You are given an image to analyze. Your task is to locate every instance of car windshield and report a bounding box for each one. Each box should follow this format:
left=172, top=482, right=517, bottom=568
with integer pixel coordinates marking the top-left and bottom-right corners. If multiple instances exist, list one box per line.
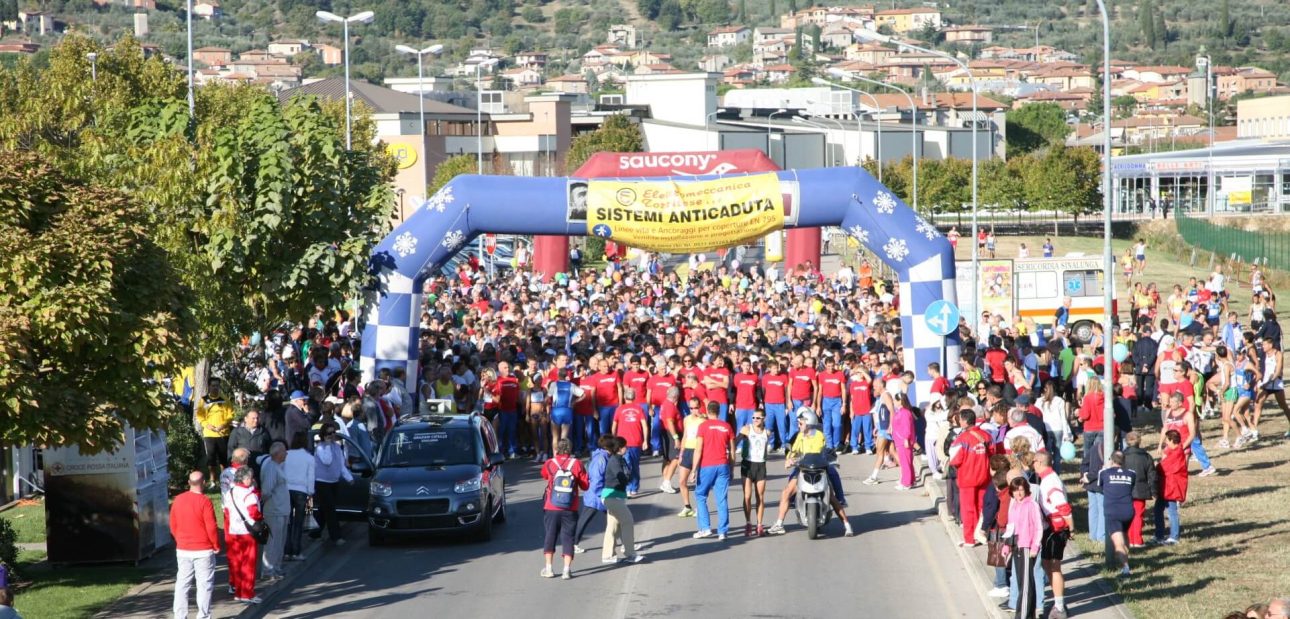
left=380, top=428, right=478, bottom=467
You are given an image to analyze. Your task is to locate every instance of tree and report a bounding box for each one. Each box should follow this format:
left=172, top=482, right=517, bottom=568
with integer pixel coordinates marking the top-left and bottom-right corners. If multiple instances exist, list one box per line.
left=1218, top=0, right=1232, bottom=42
left=978, top=157, right=1027, bottom=211
left=638, top=0, right=661, bottom=19
left=566, top=114, right=644, bottom=172
left=1005, top=102, right=1072, bottom=157
left=0, top=0, right=17, bottom=24
left=737, top=0, right=746, bottom=23
left=1138, top=0, right=1155, bottom=49
left=916, top=157, right=972, bottom=214
left=694, top=0, right=730, bottom=24
left=1022, top=146, right=1102, bottom=220
left=786, top=0, right=796, bottom=15
left=428, top=154, right=478, bottom=196
left=657, top=0, right=683, bottom=31
left=0, top=151, right=194, bottom=451
left=1154, top=10, right=1168, bottom=49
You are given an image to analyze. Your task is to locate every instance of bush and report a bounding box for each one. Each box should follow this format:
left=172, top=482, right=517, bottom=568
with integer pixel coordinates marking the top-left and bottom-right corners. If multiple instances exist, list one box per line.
left=0, top=516, right=19, bottom=584
left=583, top=236, right=605, bottom=262
left=165, top=402, right=204, bottom=492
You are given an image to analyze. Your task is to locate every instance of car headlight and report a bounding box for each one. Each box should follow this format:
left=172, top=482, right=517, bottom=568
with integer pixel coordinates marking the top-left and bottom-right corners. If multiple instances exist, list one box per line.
left=454, top=476, right=482, bottom=494
left=370, top=481, right=393, bottom=497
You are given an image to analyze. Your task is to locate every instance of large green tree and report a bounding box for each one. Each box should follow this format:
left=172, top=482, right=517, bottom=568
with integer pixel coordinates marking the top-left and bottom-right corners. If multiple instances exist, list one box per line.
left=565, top=115, right=643, bottom=259
left=428, top=154, right=479, bottom=196
left=0, top=152, right=194, bottom=451
left=1022, top=146, right=1103, bottom=220
left=1005, top=102, right=1072, bottom=157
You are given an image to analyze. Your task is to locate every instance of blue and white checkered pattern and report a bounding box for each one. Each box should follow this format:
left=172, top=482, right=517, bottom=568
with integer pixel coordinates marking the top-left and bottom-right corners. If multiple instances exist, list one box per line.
left=360, top=170, right=961, bottom=402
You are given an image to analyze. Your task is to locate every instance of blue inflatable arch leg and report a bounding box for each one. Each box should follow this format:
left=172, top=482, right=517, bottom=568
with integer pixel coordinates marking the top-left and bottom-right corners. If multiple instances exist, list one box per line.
left=361, top=168, right=960, bottom=405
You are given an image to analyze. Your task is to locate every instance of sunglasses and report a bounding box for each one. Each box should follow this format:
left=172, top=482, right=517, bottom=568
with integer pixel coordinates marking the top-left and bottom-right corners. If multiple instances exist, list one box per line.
left=753, top=416, right=765, bottom=420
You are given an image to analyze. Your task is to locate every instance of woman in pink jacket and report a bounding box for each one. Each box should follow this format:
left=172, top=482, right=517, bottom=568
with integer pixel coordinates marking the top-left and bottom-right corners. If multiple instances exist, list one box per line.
left=891, top=392, right=916, bottom=489
left=1005, top=477, right=1043, bottom=619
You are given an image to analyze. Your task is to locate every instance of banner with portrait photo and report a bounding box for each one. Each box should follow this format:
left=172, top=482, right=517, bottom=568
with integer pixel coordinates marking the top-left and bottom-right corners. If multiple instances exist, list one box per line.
left=583, top=173, right=785, bottom=253
left=978, top=259, right=1015, bottom=323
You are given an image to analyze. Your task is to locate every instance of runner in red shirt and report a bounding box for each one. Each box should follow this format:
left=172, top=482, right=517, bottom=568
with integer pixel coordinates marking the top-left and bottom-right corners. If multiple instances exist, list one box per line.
left=612, top=393, right=650, bottom=496
left=491, top=361, right=523, bottom=457
left=847, top=366, right=874, bottom=453
left=949, top=410, right=993, bottom=546
left=761, top=360, right=791, bottom=450
left=658, top=387, right=685, bottom=493
left=788, top=356, right=817, bottom=446
left=646, top=366, right=678, bottom=456
left=692, top=402, right=735, bottom=539
left=623, top=356, right=650, bottom=404
left=575, top=370, right=598, bottom=453
left=732, top=359, right=760, bottom=432
left=703, top=359, right=732, bottom=419
left=591, top=357, right=622, bottom=437
left=682, top=373, right=708, bottom=413
left=816, top=357, right=847, bottom=450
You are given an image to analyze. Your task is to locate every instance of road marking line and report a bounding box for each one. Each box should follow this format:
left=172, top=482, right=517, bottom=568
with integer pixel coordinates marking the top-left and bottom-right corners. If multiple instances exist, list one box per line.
left=913, top=518, right=965, bottom=617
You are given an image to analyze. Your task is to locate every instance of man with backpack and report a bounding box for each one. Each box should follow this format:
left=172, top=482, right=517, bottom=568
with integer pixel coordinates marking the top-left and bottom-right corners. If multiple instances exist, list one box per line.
left=540, top=438, right=589, bottom=580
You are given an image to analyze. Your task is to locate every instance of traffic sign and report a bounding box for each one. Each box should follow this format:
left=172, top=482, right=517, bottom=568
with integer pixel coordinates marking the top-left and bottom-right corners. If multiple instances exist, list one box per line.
left=484, top=234, right=497, bottom=255
left=923, top=300, right=959, bottom=337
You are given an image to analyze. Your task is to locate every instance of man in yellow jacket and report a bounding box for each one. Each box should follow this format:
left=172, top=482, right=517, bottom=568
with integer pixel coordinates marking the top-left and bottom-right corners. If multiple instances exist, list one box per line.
left=195, top=377, right=236, bottom=488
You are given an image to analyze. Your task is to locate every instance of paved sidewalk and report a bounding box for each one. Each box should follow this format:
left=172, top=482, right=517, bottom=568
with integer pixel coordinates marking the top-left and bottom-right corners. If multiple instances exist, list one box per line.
left=95, top=524, right=351, bottom=619
left=924, top=469, right=1136, bottom=619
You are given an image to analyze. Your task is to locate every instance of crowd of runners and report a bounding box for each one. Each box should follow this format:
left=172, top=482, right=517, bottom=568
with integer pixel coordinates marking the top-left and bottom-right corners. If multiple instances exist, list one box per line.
left=181, top=236, right=1290, bottom=619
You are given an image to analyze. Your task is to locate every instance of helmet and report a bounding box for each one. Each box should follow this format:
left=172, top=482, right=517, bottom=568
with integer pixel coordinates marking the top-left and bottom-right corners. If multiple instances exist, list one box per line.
left=795, top=406, right=819, bottom=427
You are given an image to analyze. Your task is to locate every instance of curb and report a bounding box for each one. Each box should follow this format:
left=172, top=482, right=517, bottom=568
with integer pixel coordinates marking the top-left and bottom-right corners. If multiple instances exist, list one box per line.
left=923, top=476, right=1009, bottom=619
left=236, top=523, right=354, bottom=619
left=924, top=474, right=1135, bottom=619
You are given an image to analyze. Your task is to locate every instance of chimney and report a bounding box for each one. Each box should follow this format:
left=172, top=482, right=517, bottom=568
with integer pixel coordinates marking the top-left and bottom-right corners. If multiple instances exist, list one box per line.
left=921, top=86, right=929, bottom=107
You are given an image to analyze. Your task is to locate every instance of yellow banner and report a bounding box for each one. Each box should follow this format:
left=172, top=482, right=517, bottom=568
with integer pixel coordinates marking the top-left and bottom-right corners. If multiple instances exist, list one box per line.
left=1228, top=190, right=1252, bottom=205
left=586, top=173, right=785, bottom=253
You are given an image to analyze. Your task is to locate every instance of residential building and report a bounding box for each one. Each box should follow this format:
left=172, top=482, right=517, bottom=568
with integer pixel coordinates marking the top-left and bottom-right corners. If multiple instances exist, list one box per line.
left=267, top=39, right=309, bottom=57
left=238, top=49, right=275, bottom=62
left=1012, top=90, right=1090, bottom=113
left=607, top=24, right=637, bottom=49
left=635, top=63, right=681, bottom=76
left=93, top=0, right=159, bottom=8
left=699, top=54, right=731, bottom=73
left=315, top=43, right=342, bottom=65
left=17, top=11, right=54, bottom=35
left=780, top=5, right=875, bottom=29
left=1217, top=67, right=1278, bottom=100
left=755, top=26, right=793, bottom=45
left=761, top=63, right=797, bottom=84
left=546, top=74, right=589, bottom=94
left=0, top=41, right=40, bottom=54
left=819, top=25, right=856, bottom=49
left=193, top=46, right=232, bottom=67
left=1121, top=65, right=1191, bottom=84
left=943, top=25, right=993, bottom=44
left=192, top=0, right=220, bottom=19
left=501, top=67, right=544, bottom=88
left=844, top=42, right=893, bottom=64
left=384, top=76, right=457, bottom=95
left=1030, top=65, right=1096, bottom=92
left=707, top=25, right=751, bottom=48
left=514, top=52, right=548, bottom=69
left=874, top=7, right=941, bottom=33
left=1237, top=94, right=1290, bottom=140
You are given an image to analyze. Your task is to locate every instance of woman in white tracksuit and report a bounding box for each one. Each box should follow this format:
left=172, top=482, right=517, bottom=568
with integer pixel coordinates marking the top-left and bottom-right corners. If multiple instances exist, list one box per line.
left=1036, top=381, right=1072, bottom=466
left=923, top=394, right=949, bottom=479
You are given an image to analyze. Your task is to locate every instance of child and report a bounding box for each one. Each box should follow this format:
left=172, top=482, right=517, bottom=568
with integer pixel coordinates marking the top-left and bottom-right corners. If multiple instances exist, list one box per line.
left=1152, top=429, right=1188, bottom=544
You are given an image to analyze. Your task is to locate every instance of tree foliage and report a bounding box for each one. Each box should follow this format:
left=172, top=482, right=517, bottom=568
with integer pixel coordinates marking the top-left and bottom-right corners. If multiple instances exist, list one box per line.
left=1021, top=146, right=1103, bottom=218
left=0, top=152, right=194, bottom=451
left=566, top=114, right=644, bottom=172
left=1005, top=103, right=1072, bottom=157
left=429, top=154, right=480, bottom=196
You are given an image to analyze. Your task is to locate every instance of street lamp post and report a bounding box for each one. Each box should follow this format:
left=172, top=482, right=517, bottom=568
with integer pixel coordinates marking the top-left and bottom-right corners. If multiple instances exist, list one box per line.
left=395, top=43, right=445, bottom=140
left=706, top=109, right=724, bottom=151
left=476, top=63, right=484, bottom=174
left=186, top=0, right=193, bottom=117
left=816, top=74, right=920, bottom=207
left=1093, top=0, right=1117, bottom=570
left=316, top=10, right=375, bottom=150
left=87, top=52, right=98, bottom=82
left=857, top=29, right=978, bottom=327
left=768, top=108, right=788, bottom=167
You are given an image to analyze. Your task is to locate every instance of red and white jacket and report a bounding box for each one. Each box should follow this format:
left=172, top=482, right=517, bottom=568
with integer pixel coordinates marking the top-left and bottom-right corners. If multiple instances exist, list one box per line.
left=1037, top=467, right=1073, bottom=532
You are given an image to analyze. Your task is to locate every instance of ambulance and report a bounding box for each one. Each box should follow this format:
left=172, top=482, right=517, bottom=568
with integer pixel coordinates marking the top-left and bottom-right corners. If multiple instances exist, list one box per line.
left=960, top=256, right=1117, bottom=343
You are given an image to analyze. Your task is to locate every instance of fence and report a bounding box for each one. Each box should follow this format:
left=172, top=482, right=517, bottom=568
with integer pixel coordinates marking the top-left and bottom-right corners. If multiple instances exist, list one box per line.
left=1176, top=212, right=1290, bottom=273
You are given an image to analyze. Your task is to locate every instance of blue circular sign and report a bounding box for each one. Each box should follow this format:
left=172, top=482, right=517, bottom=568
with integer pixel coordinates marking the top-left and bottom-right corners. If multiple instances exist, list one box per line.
left=923, top=300, right=960, bottom=337
left=592, top=224, right=613, bottom=238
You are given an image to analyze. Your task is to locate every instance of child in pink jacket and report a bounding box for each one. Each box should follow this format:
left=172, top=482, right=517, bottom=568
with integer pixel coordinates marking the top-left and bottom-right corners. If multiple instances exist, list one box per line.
left=1005, top=477, right=1044, bottom=619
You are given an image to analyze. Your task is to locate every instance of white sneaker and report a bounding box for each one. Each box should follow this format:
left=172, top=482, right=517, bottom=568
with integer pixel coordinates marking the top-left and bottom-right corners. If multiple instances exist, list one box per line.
left=693, top=530, right=716, bottom=539
left=1198, top=467, right=1217, bottom=477
left=988, top=587, right=1010, bottom=598
left=717, top=533, right=726, bottom=541
left=573, top=545, right=586, bottom=554
left=540, top=567, right=555, bottom=578
left=862, top=477, right=879, bottom=485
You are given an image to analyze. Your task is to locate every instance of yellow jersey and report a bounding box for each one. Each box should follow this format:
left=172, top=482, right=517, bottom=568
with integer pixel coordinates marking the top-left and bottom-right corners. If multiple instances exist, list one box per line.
left=195, top=396, right=235, bottom=438
left=682, top=414, right=705, bottom=450
left=787, top=429, right=826, bottom=461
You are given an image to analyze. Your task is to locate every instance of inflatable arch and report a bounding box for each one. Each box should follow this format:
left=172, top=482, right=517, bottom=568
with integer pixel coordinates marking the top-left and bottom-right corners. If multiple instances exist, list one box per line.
left=361, top=167, right=961, bottom=404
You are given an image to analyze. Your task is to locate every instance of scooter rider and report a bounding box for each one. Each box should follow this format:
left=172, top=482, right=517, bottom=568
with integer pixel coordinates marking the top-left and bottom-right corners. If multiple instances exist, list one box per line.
left=767, top=407, right=854, bottom=537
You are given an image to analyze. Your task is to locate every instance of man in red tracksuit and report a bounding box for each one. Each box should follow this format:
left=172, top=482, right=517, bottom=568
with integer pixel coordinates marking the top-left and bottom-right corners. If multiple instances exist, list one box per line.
left=948, top=409, right=992, bottom=547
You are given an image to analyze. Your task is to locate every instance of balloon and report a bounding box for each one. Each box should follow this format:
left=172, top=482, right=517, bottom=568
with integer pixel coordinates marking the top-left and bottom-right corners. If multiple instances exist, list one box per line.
left=1060, top=441, right=1077, bottom=462
left=1113, top=342, right=1130, bottom=363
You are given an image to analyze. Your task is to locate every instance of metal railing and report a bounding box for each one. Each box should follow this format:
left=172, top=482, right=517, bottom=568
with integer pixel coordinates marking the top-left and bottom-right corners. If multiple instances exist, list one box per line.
left=1176, top=211, right=1290, bottom=272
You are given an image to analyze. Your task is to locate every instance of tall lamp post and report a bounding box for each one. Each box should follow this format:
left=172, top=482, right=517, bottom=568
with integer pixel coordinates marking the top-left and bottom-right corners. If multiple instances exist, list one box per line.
left=857, top=29, right=979, bottom=327
left=1196, top=49, right=1214, bottom=215
left=767, top=108, right=788, bottom=167
left=87, top=52, right=98, bottom=82
left=316, top=10, right=375, bottom=150
left=187, top=0, right=193, bottom=117
left=394, top=43, right=445, bottom=140
left=815, top=73, right=919, bottom=210
left=1092, top=0, right=1116, bottom=569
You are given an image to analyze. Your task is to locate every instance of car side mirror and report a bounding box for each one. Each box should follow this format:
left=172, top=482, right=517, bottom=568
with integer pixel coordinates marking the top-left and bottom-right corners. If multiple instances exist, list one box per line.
left=350, top=457, right=372, bottom=476
left=488, top=453, right=505, bottom=468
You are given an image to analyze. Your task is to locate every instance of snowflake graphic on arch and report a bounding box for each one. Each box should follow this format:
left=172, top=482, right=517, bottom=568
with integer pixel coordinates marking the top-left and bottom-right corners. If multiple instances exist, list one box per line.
left=915, top=215, right=942, bottom=240
left=873, top=190, right=897, bottom=214
left=392, top=232, right=418, bottom=258
left=847, top=225, right=870, bottom=245
left=425, top=186, right=455, bottom=213
left=883, top=237, right=909, bottom=262
left=441, top=229, right=466, bottom=251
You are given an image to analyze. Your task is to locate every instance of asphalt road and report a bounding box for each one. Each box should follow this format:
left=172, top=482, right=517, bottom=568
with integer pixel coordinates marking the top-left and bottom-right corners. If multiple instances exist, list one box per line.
left=257, top=452, right=982, bottom=619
